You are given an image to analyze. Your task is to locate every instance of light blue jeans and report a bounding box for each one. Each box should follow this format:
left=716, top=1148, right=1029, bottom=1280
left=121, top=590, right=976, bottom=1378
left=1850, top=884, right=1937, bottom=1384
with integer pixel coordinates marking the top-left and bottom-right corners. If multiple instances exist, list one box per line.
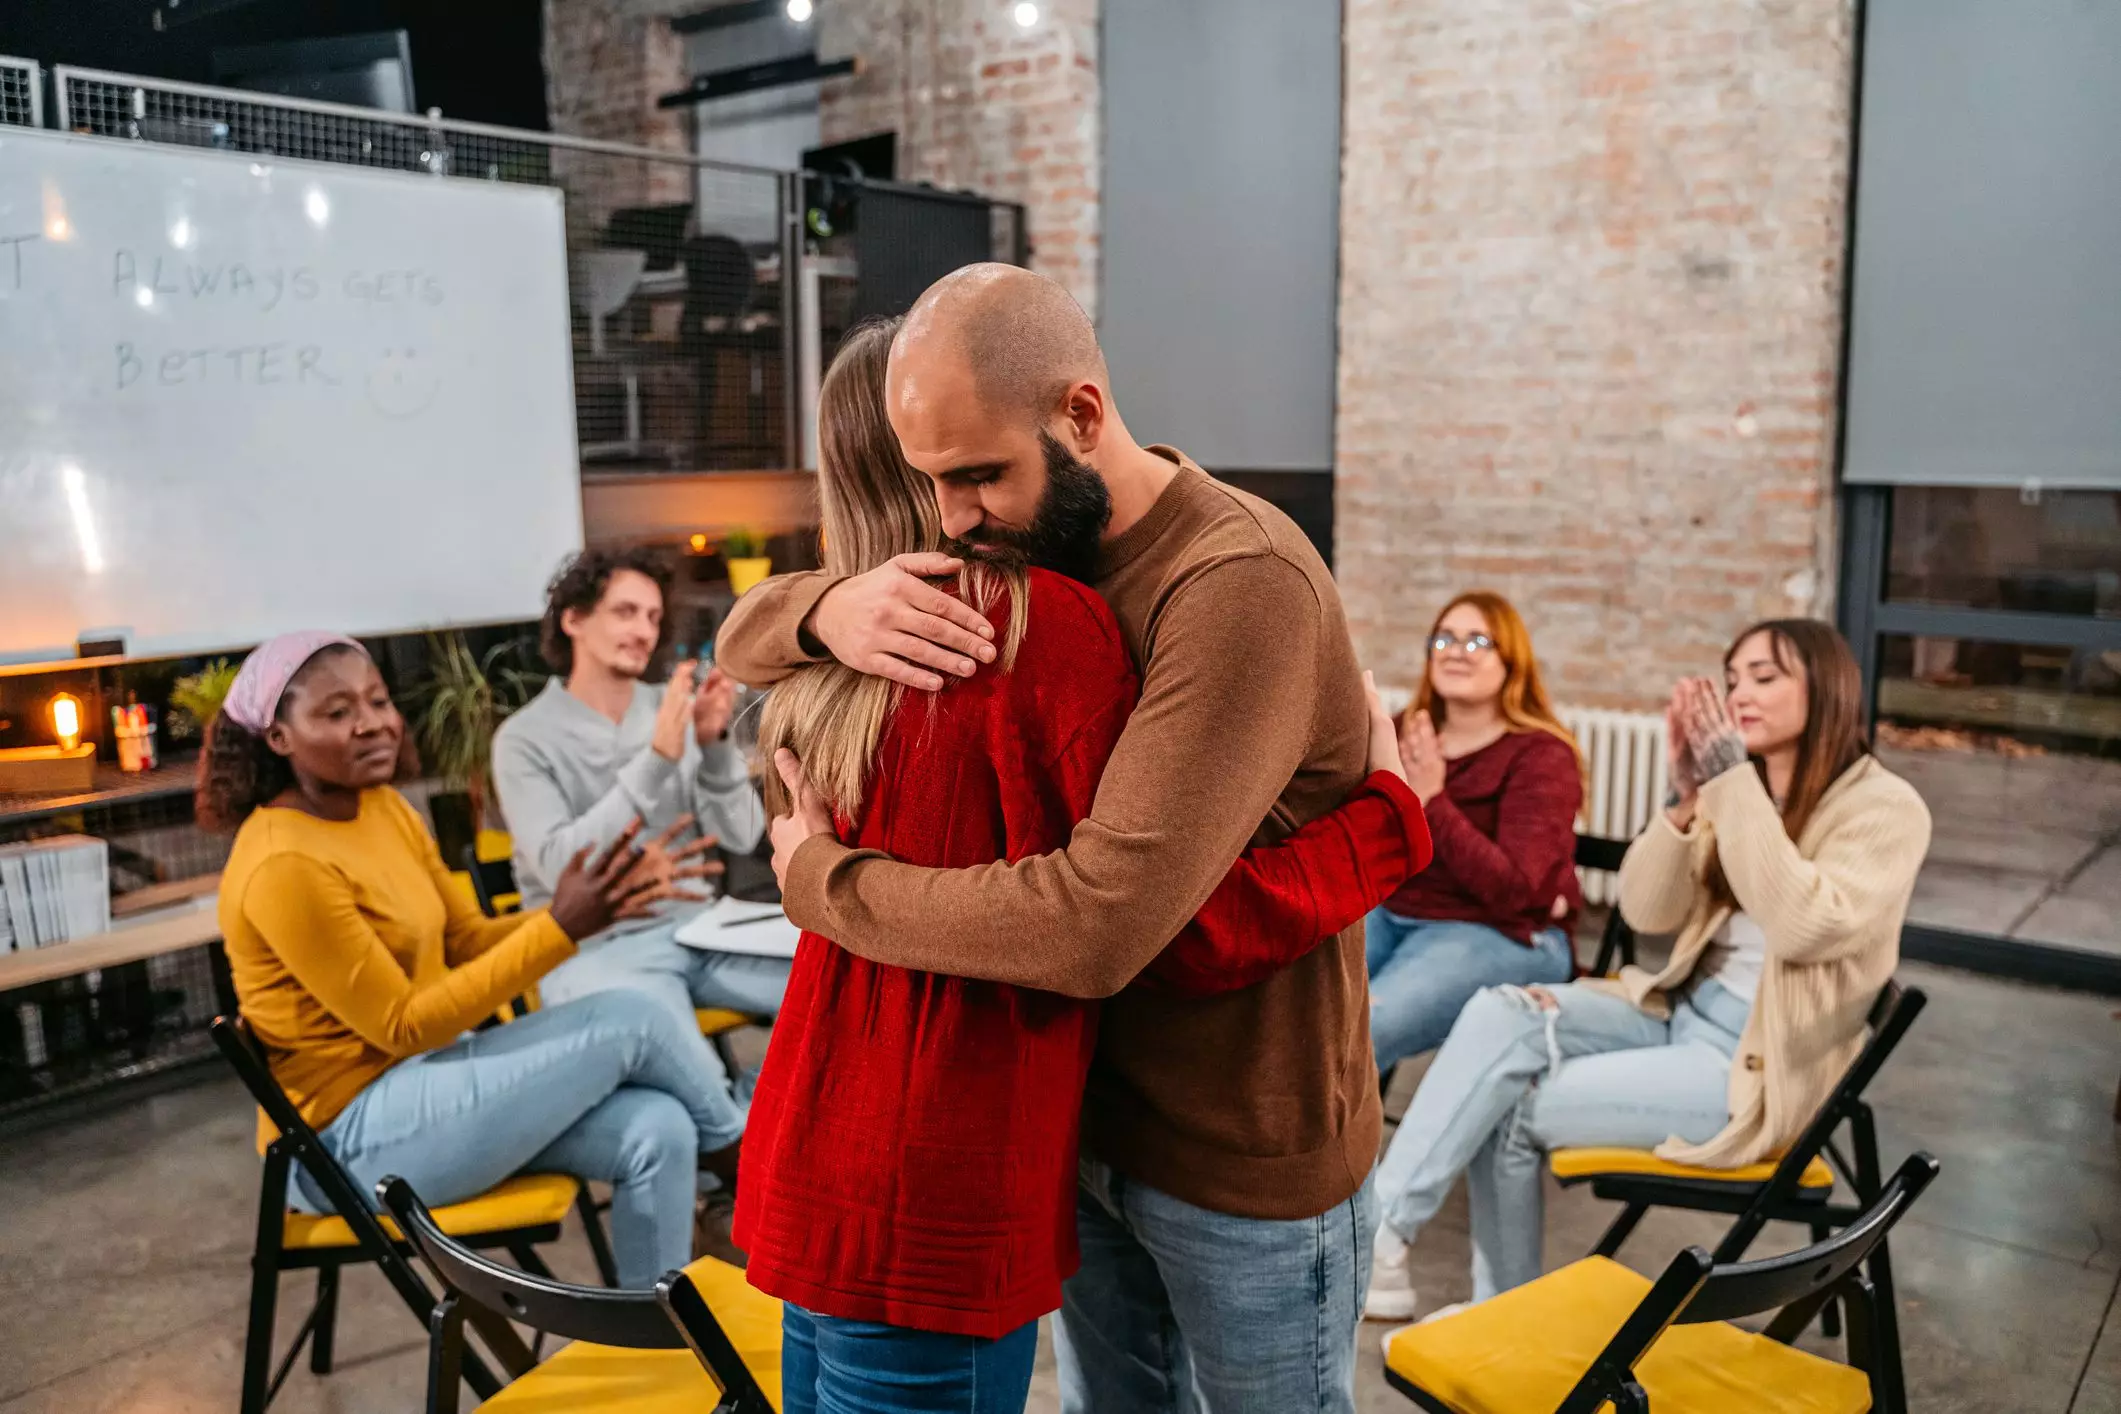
left=293, top=990, right=746, bottom=1287
left=1365, top=910, right=1575, bottom=1070
left=1375, top=978, right=1748, bottom=1300
left=782, top=1306, right=1038, bottom=1414
left=1055, top=1160, right=1376, bottom=1413
left=539, top=914, right=792, bottom=1091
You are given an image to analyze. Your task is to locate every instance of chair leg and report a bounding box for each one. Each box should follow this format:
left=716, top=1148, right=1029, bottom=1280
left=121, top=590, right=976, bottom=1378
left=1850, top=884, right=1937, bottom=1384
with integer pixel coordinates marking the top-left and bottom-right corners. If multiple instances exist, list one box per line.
left=1593, top=1204, right=1647, bottom=1258
left=239, top=1252, right=280, bottom=1414
left=241, top=1152, right=289, bottom=1414
left=1867, top=1238, right=1910, bottom=1414
left=508, top=1240, right=556, bottom=1281
left=577, top=1190, right=621, bottom=1288
left=1811, top=1224, right=1842, bottom=1338
left=309, top=1266, right=340, bottom=1374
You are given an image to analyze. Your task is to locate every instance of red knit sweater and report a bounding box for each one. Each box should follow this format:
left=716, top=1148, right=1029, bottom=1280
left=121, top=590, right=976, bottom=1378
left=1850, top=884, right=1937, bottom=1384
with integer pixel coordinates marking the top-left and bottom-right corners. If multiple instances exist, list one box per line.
left=1381, top=727, right=1583, bottom=943
left=733, top=569, right=1429, bottom=1337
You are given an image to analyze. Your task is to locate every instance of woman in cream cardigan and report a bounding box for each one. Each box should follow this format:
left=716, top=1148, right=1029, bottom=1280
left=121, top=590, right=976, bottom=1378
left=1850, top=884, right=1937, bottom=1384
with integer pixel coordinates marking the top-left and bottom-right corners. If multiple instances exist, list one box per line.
left=1364, top=619, right=1930, bottom=1321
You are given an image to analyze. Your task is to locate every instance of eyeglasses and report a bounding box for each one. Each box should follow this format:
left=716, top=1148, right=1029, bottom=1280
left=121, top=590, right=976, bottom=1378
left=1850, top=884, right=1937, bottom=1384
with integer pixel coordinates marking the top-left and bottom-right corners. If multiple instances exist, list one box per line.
left=1430, top=632, right=1496, bottom=658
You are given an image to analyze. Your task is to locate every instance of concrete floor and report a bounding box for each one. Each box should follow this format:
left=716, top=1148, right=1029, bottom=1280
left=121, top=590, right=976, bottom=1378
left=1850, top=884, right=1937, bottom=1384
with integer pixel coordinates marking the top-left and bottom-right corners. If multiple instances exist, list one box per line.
left=1, top=960, right=2116, bottom=1413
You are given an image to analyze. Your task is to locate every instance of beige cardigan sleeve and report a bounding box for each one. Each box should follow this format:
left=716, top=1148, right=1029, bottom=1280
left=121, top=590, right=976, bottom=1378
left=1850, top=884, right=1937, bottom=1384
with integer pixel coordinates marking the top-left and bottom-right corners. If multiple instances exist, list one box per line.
left=1617, top=809, right=1708, bottom=936
left=1697, top=761, right=1933, bottom=965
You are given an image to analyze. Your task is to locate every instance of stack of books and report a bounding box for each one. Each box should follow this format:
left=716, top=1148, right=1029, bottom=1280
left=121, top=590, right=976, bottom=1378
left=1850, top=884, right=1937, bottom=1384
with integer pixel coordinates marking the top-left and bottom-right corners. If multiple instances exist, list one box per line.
left=0, top=836, right=112, bottom=951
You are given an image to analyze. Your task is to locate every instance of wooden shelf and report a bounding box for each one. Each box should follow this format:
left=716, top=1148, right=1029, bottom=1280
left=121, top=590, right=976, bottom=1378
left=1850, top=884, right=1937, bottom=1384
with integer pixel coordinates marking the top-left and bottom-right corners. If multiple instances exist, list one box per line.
left=0, top=757, right=200, bottom=826
left=0, top=888, right=222, bottom=991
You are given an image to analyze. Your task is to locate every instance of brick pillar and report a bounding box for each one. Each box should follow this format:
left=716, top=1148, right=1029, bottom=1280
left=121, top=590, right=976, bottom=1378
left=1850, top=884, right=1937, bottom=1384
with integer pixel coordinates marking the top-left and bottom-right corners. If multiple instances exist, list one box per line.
left=1336, top=1, right=1855, bottom=710
left=542, top=0, right=696, bottom=233
left=816, top=0, right=1101, bottom=317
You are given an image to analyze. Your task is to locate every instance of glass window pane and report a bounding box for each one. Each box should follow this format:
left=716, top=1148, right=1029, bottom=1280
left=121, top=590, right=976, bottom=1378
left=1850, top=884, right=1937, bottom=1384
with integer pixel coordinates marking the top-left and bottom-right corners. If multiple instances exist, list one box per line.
left=1886, top=487, right=2121, bottom=618
left=1876, top=632, right=2121, bottom=957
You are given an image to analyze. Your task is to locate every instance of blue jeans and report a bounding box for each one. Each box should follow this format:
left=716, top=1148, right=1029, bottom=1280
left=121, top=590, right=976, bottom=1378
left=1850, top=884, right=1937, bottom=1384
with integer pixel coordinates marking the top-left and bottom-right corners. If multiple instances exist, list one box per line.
left=293, top=990, right=745, bottom=1287
left=1054, top=1160, right=1376, bottom=1413
left=1365, top=910, right=1575, bottom=1070
left=1375, top=978, right=1748, bottom=1299
left=781, top=1306, right=1037, bottom=1414
left=540, top=915, right=790, bottom=1082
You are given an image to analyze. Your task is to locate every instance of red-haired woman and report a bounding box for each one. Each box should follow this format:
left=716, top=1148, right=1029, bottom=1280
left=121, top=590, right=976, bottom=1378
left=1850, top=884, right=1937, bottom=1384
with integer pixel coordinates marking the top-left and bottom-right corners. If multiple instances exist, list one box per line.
left=1367, top=592, right=1585, bottom=1072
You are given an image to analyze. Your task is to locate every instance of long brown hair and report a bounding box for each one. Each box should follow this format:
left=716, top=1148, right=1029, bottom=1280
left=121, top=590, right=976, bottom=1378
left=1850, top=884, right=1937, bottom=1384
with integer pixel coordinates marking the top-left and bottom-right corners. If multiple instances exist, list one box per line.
left=1704, top=619, right=1869, bottom=907
left=1408, top=590, right=1581, bottom=769
left=754, top=320, right=1027, bottom=818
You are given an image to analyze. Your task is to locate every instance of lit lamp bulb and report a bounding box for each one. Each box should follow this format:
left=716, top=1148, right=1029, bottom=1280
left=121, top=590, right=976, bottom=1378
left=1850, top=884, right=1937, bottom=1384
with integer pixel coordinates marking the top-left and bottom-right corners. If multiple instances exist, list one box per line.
left=49, top=693, right=84, bottom=753
left=690, top=532, right=710, bottom=553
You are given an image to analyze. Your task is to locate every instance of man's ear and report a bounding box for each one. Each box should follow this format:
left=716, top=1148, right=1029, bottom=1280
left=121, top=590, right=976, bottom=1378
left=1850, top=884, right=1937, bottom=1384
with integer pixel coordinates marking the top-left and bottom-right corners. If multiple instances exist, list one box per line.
left=1060, top=380, right=1108, bottom=454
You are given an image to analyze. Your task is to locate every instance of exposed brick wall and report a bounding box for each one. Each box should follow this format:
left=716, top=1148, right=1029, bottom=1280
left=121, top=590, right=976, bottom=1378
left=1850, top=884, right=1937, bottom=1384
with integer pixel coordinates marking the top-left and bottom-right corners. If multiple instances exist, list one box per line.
left=542, top=0, right=694, bottom=235
left=1336, top=1, right=1854, bottom=711
left=815, top=0, right=1101, bottom=316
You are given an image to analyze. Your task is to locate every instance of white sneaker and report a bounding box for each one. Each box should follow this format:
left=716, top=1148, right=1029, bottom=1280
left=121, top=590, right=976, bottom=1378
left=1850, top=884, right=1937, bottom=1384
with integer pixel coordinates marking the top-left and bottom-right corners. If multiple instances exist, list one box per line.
left=1364, top=1226, right=1418, bottom=1321
left=1378, top=1300, right=1479, bottom=1359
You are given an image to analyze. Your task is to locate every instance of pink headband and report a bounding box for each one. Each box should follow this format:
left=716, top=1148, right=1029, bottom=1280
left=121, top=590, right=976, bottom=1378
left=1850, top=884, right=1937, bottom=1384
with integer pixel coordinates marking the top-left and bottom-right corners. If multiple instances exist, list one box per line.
left=221, top=632, right=365, bottom=734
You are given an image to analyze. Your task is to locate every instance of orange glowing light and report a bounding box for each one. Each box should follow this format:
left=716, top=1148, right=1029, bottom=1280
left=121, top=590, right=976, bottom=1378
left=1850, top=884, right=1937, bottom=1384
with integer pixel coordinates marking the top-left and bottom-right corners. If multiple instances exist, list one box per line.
left=49, top=693, right=83, bottom=752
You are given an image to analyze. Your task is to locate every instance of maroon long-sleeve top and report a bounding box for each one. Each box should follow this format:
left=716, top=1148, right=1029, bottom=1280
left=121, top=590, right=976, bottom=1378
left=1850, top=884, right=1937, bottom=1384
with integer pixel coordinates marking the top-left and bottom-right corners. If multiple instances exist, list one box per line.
left=734, top=568, right=1429, bottom=1337
left=1381, top=726, right=1583, bottom=943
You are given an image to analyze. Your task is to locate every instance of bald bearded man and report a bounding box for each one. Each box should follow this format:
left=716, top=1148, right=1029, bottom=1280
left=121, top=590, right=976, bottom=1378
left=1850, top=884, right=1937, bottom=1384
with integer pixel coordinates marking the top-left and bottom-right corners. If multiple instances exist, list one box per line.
left=720, top=267, right=1389, bottom=1414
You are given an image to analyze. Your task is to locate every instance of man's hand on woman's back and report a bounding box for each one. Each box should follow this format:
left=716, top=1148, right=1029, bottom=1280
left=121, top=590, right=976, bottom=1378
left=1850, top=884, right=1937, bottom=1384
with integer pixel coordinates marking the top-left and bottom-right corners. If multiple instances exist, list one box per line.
left=805, top=553, right=1000, bottom=692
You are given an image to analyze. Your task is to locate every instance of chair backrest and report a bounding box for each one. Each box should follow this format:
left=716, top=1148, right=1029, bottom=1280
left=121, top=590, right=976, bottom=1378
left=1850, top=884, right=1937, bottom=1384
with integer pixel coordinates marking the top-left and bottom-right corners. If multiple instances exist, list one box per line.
left=1711, top=980, right=1927, bottom=1261
left=1573, top=833, right=1630, bottom=874
left=459, top=842, right=520, bottom=918
left=1556, top=1152, right=1941, bottom=1414
left=380, top=1177, right=682, bottom=1350
left=657, top=1267, right=780, bottom=1414
left=209, top=1014, right=395, bottom=1233
left=383, top=1177, right=774, bottom=1414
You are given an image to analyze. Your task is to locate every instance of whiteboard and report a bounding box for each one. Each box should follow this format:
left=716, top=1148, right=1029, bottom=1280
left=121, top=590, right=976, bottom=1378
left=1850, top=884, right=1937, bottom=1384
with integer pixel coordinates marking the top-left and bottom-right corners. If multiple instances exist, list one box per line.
left=0, top=129, right=584, bottom=663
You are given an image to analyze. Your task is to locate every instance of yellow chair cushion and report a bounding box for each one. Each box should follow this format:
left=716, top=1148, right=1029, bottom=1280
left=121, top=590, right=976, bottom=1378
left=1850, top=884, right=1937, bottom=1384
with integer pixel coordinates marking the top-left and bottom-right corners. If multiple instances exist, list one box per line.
left=682, top=1254, right=784, bottom=1409
left=481, top=1344, right=723, bottom=1414
left=1384, top=1256, right=1871, bottom=1414
left=282, top=1172, right=580, bottom=1252
left=696, top=1008, right=754, bottom=1037
left=1550, top=1146, right=1835, bottom=1191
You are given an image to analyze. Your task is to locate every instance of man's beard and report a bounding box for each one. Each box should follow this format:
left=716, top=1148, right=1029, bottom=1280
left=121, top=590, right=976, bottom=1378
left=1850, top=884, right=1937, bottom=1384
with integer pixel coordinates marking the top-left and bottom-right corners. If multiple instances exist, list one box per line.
left=943, top=431, right=1112, bottom=584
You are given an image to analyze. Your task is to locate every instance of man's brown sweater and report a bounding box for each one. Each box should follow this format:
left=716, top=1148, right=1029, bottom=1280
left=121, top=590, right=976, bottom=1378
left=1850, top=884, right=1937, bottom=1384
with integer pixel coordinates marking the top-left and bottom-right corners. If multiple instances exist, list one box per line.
left=715, top=451, right=1381, bottom=1220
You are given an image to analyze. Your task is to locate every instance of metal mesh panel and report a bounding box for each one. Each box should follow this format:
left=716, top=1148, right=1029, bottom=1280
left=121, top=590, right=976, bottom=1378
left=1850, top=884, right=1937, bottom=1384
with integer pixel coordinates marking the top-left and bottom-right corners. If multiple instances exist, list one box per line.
left=0, top=57, right=37, bottom=128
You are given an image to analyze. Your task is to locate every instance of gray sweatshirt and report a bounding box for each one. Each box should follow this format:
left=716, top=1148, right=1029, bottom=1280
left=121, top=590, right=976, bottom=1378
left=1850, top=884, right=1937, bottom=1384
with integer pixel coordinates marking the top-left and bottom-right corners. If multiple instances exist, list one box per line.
left=491, top=677, right=766, bottom=939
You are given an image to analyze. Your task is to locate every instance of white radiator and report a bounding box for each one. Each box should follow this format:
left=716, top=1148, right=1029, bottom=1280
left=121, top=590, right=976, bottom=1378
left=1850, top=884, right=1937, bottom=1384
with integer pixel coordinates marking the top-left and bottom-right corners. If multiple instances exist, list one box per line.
left=1564, top=708, right=1668, bottom=904
left=1375, top=688, right=1665, bottom=906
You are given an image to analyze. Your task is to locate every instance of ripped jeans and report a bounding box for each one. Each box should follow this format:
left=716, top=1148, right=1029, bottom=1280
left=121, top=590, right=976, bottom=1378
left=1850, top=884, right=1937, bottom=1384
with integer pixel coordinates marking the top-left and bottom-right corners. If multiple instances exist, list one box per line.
left=1373, top=978, right=1749, bottom=1299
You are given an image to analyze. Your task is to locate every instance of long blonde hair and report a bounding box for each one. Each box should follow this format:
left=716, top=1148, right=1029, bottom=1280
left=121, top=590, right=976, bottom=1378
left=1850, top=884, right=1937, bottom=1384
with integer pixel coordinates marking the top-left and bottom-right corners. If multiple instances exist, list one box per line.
left=755, top=320, right=1027, bottom=818
left=1408, top=590, right=1582, bottom=770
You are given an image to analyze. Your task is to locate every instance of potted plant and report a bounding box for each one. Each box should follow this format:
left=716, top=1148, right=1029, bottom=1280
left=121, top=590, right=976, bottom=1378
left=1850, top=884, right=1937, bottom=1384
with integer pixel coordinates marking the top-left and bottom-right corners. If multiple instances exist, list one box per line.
left=408, top=632, right=539, bottom=867
left=167, top=658, right=240, bottom=745
left=721, top=527, right=773, bottom=597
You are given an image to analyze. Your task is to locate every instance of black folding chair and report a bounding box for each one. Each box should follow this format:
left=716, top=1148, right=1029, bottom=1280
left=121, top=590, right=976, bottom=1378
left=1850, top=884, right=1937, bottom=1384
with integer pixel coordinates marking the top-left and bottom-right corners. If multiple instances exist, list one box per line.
left=209, top=1016, right=605, bottom=1413
left=1550, top=981, right=1927, bottom=1411
left=1386, top=1152, right=1942, bottom=1414
left=380, top=1176, right=780, bottom=1414
left=1573, top=833, right=1636, bottom=976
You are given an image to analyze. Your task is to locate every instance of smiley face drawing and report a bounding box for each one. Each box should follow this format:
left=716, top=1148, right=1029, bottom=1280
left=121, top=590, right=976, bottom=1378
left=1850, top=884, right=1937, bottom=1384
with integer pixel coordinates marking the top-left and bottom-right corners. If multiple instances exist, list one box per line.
left=365, top=347, right=442, bottom=419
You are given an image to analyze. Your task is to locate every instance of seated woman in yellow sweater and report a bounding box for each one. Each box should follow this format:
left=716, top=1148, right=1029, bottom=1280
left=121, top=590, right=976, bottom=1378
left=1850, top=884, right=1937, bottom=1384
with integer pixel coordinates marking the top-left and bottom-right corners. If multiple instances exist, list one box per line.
left=1365, top=620, right=1931, bottom=1321
left=206, top=630, right=743, bottom=1287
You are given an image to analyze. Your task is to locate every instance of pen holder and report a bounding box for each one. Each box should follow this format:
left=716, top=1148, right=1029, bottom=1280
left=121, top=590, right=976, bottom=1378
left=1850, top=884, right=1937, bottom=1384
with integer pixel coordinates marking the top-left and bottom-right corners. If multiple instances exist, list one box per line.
left=113, top=707, right=159, bottom=774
